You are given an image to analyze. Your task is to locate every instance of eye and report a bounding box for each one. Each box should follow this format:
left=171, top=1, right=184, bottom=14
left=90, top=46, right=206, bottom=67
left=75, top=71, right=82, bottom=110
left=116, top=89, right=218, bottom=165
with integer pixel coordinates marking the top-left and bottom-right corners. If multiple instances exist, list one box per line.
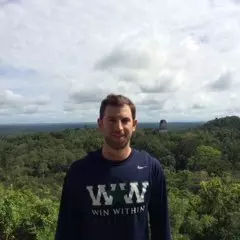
left=122, top=118, right=130, bottom=124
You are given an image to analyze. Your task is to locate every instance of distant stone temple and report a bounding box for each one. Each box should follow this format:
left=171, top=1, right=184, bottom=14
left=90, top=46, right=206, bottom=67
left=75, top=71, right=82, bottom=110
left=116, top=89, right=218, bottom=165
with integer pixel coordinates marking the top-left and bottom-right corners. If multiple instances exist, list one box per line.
left=159, top=119, right=168, bottom=132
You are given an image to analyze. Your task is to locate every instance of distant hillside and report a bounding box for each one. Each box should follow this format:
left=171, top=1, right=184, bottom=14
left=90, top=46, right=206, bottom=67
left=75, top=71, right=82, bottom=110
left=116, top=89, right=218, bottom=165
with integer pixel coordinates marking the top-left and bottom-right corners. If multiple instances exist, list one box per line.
left=201, top=116, right=240, bottom=130
left=0, top=122, right=203, bottom=136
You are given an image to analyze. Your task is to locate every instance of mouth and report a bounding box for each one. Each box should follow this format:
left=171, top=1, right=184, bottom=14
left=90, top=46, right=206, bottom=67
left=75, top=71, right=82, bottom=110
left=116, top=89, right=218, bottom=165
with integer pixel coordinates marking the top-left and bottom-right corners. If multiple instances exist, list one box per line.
left=111, top=133, right=125, bottom=138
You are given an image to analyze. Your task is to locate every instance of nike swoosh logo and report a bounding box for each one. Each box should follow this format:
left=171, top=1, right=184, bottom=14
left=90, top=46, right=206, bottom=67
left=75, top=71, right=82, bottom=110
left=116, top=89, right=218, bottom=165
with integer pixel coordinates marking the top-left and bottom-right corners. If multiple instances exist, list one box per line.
left=137, top=165, right=148, bottom=169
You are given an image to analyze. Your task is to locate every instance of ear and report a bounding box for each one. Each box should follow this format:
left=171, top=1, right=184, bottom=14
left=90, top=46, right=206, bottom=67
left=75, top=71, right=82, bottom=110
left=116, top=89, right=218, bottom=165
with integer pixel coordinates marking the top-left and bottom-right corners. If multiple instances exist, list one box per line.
left=132, top=119, right=138, bottom=132
left=97, top=118, right=103, bottom=129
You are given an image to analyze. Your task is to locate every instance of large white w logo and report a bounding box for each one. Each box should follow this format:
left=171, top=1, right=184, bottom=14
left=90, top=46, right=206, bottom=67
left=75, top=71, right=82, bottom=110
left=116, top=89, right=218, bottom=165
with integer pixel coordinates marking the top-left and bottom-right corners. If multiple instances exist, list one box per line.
left=86, top=184, right=116, bottom=206
left=120, top=181, right=149, bottom=204
left=86, top=181, right=149, bottom=206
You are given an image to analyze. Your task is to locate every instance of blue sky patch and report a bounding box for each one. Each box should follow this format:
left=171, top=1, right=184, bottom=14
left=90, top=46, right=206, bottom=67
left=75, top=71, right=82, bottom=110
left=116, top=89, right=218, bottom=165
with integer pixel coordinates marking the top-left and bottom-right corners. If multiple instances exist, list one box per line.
left=0, top=64, right=39, bottom=79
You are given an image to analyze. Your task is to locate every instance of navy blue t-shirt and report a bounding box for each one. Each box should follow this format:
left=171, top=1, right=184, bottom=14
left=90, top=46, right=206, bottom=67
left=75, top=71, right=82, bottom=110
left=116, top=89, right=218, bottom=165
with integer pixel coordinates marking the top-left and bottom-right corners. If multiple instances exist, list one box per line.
left=55, top=148, right=171, bottom=240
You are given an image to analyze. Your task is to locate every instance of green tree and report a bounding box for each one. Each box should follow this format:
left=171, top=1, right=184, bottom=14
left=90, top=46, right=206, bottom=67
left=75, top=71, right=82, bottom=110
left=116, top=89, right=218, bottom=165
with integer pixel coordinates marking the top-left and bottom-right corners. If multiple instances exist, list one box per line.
left=0, top=184, right=58, bottom=240
left=187, top=145, right=229, bottom=175
left=180, top=177, right=240, bottom=240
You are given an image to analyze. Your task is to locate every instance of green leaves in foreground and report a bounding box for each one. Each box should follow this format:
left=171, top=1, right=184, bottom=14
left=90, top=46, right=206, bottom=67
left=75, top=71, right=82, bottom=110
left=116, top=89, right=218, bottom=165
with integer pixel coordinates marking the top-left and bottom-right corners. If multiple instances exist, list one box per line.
left=0, top=184, right=58, bottom=240
left=179, top=177, right=240, bottom=240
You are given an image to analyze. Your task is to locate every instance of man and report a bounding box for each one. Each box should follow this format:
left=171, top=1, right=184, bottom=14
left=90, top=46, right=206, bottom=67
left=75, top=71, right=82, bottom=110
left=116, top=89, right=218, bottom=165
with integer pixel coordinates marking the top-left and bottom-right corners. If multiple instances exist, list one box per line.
left=55, top=94, right=171, bottom=240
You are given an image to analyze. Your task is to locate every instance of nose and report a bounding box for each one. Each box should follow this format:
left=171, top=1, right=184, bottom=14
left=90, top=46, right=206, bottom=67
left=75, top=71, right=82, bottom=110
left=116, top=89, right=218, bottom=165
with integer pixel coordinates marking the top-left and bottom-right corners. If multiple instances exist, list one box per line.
left=115, top=120, right=123, bottom=131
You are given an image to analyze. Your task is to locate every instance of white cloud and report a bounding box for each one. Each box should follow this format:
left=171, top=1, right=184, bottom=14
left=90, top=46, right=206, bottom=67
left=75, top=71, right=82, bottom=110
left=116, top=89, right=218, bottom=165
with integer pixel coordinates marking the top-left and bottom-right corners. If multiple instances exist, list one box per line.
left=0, top=89, right=52, bottom=118
left=206, top=69, right=235, bottom=91
left=1, top=0, right=240, bottom=123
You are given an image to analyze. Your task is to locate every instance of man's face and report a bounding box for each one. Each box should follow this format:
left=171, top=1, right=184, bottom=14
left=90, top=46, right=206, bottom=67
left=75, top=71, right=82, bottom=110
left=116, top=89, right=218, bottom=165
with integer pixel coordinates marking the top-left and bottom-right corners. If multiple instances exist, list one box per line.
left=98, top=104, right=137, bottom=150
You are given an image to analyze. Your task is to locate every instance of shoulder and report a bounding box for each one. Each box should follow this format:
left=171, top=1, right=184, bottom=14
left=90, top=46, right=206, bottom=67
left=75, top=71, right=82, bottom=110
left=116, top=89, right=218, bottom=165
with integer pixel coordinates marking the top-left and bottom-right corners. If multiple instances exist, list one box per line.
left=139, top=150, right=167, bottom=186
left=133, top=148, right=162, bottom=166
left=67, top=149, right=101, bottom=176
left=133, top=148, right=164, bottom=175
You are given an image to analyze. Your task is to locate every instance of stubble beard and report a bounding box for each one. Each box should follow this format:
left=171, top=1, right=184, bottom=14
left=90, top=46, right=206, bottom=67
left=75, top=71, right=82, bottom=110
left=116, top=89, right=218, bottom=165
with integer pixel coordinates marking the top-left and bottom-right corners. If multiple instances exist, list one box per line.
left=105, top=135, right=131, bottom=150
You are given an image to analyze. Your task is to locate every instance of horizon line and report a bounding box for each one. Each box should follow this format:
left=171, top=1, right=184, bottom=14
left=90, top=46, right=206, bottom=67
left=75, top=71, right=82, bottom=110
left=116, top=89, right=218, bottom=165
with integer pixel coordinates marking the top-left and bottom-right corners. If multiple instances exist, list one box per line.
left=0, top=121, right=205, bottom=125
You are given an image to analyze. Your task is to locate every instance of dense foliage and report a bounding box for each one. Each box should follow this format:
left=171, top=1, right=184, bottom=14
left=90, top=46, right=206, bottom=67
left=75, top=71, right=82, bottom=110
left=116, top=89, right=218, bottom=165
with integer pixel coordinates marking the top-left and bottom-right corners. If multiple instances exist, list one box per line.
left=0, top=116, right=240, bottom=240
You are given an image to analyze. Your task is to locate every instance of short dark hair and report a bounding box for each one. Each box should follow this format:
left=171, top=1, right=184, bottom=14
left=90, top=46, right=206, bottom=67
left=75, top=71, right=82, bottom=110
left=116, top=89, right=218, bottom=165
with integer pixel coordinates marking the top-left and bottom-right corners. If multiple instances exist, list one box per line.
left=99, top=94, right=136, bottom=120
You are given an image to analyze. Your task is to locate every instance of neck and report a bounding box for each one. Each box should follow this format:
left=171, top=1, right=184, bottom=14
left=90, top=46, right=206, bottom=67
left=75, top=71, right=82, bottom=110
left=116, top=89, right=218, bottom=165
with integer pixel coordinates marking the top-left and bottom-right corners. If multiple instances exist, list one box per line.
left=102, top=143, right=132, bottom=161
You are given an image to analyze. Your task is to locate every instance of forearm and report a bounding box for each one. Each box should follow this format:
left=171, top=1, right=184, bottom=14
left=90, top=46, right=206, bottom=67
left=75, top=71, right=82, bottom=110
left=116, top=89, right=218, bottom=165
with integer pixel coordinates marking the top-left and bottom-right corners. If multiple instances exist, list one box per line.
left=149, top=160, right=171, bottom=240
left=55, top=173, right=80, bottom=240
left=149, top=210, right=171, bottom=240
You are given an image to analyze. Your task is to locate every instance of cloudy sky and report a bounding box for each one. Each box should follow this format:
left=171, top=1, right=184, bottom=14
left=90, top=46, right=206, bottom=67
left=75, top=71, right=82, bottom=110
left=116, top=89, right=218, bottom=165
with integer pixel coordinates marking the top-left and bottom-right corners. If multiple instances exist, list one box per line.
left=1, top=0, right=240, bottom=124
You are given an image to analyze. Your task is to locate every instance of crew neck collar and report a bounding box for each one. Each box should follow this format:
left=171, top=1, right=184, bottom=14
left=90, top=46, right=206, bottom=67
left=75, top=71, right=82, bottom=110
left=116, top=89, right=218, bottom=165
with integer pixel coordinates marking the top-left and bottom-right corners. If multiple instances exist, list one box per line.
left=99, top=148, right=135, bottom=166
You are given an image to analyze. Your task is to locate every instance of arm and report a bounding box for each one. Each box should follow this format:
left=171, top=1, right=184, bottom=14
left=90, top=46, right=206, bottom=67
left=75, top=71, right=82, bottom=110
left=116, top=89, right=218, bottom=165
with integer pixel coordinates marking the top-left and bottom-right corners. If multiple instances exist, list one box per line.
left=55, top=168, right=79, bottom=240
left=148, top=159, right=171, bottom=240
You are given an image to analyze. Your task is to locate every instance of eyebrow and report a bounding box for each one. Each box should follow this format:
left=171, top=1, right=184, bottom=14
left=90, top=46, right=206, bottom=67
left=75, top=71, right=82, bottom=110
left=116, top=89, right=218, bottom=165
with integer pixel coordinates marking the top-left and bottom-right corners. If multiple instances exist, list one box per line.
left=107, top=116, right=130, bottom=119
